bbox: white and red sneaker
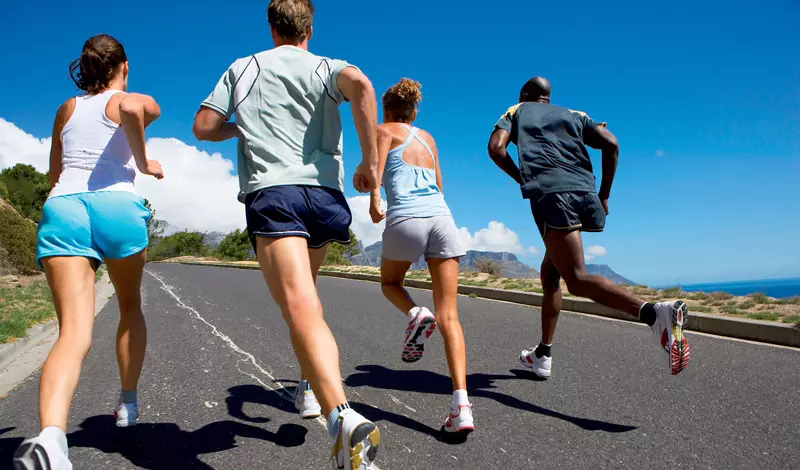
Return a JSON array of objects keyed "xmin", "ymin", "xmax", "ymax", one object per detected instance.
[
  {"xmin": 443, "ymin": 405, "xmax": 474, "ymax": 434},
  {"xmin": 519, "ymin": 347, "xmax": 552, "ymax": 379},
  {"xmin": 652, "ymin": 300, "xmax": 690, "ymax": 375},
  {"xmin": 401, "ymin": 307, "xmax": 437, "ymax": 363}
]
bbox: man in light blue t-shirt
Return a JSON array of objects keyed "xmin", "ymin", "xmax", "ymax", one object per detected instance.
[{"xmin": 192, "ymin": 1, "xmax": 381, "ymax": 467}]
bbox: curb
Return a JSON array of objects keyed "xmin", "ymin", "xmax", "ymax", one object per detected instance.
[
  {"xmin": 0, "ymin": 271, "xmax": 115, "ymax": 373},
  {"xmin": 173, "ymin": 261, "xmax": 800, "ymax": 348}
]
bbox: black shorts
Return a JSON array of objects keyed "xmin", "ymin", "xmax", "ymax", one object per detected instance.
[
  {"xmin": 531, "ymin": 191, "xmax": 606, "ymax": 238},
  {"xmin": 244, "ymin": 185, "xmax": 352, "ymax": 250}
]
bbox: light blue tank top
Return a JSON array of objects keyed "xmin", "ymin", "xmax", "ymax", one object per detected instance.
[{"xmin": 383, "ymin": 125, "xmax": 451, "ymax": 218}]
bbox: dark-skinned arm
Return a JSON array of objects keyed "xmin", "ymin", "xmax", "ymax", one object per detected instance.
[
  {"xmin": 487, "ymin": 128, "xmax": 522, "ymax": 185},
  {"xmin": 583, "ymin": 124, "xmax": 619, "ymax": 204},
  {"xmin": 193, "ymin": 108, "xmax": 241, "ymax": 142}
]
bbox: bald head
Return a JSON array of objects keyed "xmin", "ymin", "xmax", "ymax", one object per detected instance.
[{"xmin": 519, "ymin": 77, "xmax": 551, "ymax": 103}]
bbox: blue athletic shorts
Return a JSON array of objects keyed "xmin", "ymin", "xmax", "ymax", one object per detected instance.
[
  {"xmin": 36, "ymin": 191, "xmax": 151, "ymax": 268},
  {"xmin": 244, "ymin": 185, "xmax": 352, "ymax": 249}
]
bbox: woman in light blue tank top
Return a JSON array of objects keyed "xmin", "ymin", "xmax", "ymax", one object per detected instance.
[{"xmin": 369, "ymin": 78, "xmax": 474, "ymax": 435}]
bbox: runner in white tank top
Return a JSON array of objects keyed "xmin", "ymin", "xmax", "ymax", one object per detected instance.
[{"xmin": 14, "ymin": 34, "xmax": 164, "ymax": 470}]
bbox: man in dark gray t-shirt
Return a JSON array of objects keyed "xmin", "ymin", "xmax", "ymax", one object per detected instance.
[{"xmin": 488, "ymin": 77, "xmax": 691, "ymax": 379}]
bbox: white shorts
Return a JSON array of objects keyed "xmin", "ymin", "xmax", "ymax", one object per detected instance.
[{"xmin": 382, "ymin": 215, "xmax": 466, "ymax": 263}]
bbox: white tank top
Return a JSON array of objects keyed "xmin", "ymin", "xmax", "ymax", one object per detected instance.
[{"xmin": 49, "ymin": 89, "xmax": 137, "ymax": 199}]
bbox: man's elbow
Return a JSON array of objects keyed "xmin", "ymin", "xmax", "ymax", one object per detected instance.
[
  {"xmin": 350, "ymin": 74, "xmax": 375, "ymax": 102},
  {"xmin": 487, "ymin": 141, "xmax": 504, "ymax": 162},
  {"xmin": 192, "ymin": 116, "xmax": 214, "ymax": 141}
]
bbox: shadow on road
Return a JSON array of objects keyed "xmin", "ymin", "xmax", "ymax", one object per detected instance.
[
  {"xmin": 57, "ymin": 415, "xmax": 305, "ymax": 470},
  {"xmin": 346, "ymin": 365, "xmax": 637, "ymax": 433},
  {"xmin": 0, "ymin": 427, "xmax": 23, "ymax": 466}
]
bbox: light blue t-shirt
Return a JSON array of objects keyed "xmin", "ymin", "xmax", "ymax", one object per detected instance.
[{"xmin": 201, "ymin": 46, "xmax": 356, "ymax": 201}]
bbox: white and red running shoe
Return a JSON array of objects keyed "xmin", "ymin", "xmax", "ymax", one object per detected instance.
[
  {"xmin": 401, "ymin": 307, "xmax": 436, "ymax": 363},
  {"xmin": 443, "ymin": 405, "xmax": 474, "ymax": 434},
  {"xmin": 652, "ymin": 300, "xmax": 690, "ymax": 375},
  {"xmin": 519, "ymin": 347, "xmax": 552, "ymax": 379}
]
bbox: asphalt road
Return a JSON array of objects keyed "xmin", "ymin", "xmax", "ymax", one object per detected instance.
[{"xmin": 1, "ymin": 263, "xmax": 798, "ymax": 469}]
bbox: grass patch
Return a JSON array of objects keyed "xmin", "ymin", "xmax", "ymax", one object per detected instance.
[
  {"xmin": 662, "ymin": 286, "xmax": 681, "ymax": 295},
  {"xmin": 747, "ymin": 312, "xmax": 780, "ymax": 322},
  {"xmin": 95, "ymin": 265, "xmax": 105, "ymax": 282},
  {"xmin": 688, "ymin": 291, "xmax": 711, "ymax": 301},
  {"xmin": 781, "ymin": 315, "xmax": 800, "ymax": 325},
  {"xmin": 710, "ymin": 291, "xmax": 734, "ymax": 301},
  {"xmin": 0, "ymin": 280, "xmax": 55, "ymax": 343},
  {"xmin": 691, "ymin": 305, "xmax": 713, "ymax": 313},
  {"xmin": 737, "ymin": 300, "xmax": 756, "ymax": 310},
  {"xmin": 467, "ymin": 293, "xmax": 478, "ymax": 299},
  {"xmin": 776, "ymin": 296, "xmax": 800, "ymax": 305},
  {"xmin": 749, "ymin": 292, "xmax": 771, "ymax": 304},
  {"xmin": 720, "ymin": 305, "xmax": 745, "ymax": 315}
]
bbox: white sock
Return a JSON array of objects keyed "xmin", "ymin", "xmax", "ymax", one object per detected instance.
[
  {"xmin": 451, "ymin": 389, "xmax": 469, "ymax": 411},
  {"xmin": 39, "ymin": 426, "xmax": 68, "ymax": 456}
]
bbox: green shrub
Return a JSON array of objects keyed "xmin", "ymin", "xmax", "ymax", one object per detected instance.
[
  {"xmin": 737, "ymin": 300, "xmax": 756, "ymax": 310},
  {"xmin": 0, "ymin": 164, "xmax": 50, "ymax": 222},
  {"xmin": 148, "ymin": 231, "xmax": 209, "ymax": 261},
  {"xmin": 214, "ymin": 229, "xmax": 253, "ymax": 261},
  {"xmin": 781, "ymin": 315, "xmax": 800, "ymax": 325},
  {"xmin": 0, "ymin": 207, "xmax": 38, "ymax": 274},
  {"xmin": 747, "ymin": 312, "xmax": 779, "ymax": 322},
  {"xmin": 662, "ymin": 286, "xmax": 681, "ymax": 295},
  {"xmin": 474, "ymin": 258, "xmax": 502, "ymax": 276},
  {"xmin": 720, "ymin": 305, "xmax": 745, "ymax": 315},
  {"xmin": 710, "ymin": 291, "xmax": 734, "ymax": 301},
  {"xmin": 322, "ymin": 229, "xmax": 360, "ymax": 266},
  {"xmin": 775, "ymin": 296, "xmax": 800, "ymax": 305},
  {"xmin": 749, "ymin": 292, "xmax": 771, "ymax": 304},
  {"xmin": 688, "ymin": 292, "xmax": 711, "ymax": 301},
  {"xmin": 691, "ymin": 305, "xmax": 713, "ymax": 313}
]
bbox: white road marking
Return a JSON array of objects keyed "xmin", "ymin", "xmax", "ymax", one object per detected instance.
[{"xmin": 146, "ymin": 270, "xmax": 383, "ymax": 469}]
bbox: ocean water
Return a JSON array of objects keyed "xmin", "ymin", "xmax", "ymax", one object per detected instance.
[{"xmin": 678, "ymin": 278, "xmax": 800, "ymax": 299}]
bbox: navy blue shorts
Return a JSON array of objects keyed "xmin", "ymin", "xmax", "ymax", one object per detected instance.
[
  {"xmin": 244, "ymin": 185, "xmax": 352, "ymax": 249},
  {"xmin": 531, "ymin": 191, "xmax": 606, "ymax": 239}
]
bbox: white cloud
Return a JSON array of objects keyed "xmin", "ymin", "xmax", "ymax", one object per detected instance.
[
  {"xmin": 655, "ymin": 149, "xmax": 665, "ymax": 157},
  {"xmin": 136, "ymin": 138, "xmax": 243, "ymax": 233},
  {"xmin": 584, "ymin": 245, "xmax": 607, "ymax": 262},
  {"xmin": 346, "ymin": 195, "xmax": 386, "ymax": 246},
  {"xmin": 0, "ymin": 118, "xmax": 243, "ymax": 234},
  {"xmin": 0, "ymin": 118, "xmax": 50, "ymax": 172}
]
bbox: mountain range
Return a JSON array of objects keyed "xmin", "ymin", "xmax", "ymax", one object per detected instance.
[{"xmin": 350, "ymin": 241, "xmax": 635, "ymax": 284}]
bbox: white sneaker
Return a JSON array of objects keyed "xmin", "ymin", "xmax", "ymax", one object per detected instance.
[
  {"xmin": 443, "ymin": 405, "xmax": 475, "ymax": 434},
  {"xmin": 13, "ymin": 436, "xmax": 73, "ymax": 470},
  {"xmin": 652, "ymin": 300, "xmax": 690, "ymax": 375},
  {"xmin": 114, "ymin": 401, "xmax": 139, "ymax": 428},
  {"xmin": 294, "ymin": 384, "xmax": 322, "ymax": 419},
  {"xmin": 331, "ymin": 409, "xmax": 380, "ymax": 470},
  {"xmin": 519, "ymin": 347, "xmax": 552, "ymax": 378},
  {"xmin": 401, "ymin": 307, "xmax": 437, "ymax": 363}
]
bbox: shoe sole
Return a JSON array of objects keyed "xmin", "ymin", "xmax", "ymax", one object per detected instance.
[
  {"xmin": 401, "ymin": 316, "xmax": 437, "ymax": 363},
  {"xmin": 300, "ymin": 409, "xmax": 322, "ymax": 419},
  {"xmin": 670, "ymin": 301, "xmax": 690, "ymax": 375},
  {"xmin": 13, "ymin": 442, "xmax": 49, "ymax": 470},
  {"xmin": 519, "ymin": 355, "xmax": 551, "ymax": 379},
  {"xmin": 349, "ymin": 422, "xmax": 380, "ymax": 470}
]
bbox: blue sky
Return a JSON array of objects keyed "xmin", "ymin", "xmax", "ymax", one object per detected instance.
[{"xmin": 1, "ymin": 0, "xmax": 798, "ymax": 285}]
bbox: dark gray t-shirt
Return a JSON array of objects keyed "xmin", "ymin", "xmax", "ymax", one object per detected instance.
[{"xmin": 495, "ymin": 102, "xmax": 602, "ymax": 201}]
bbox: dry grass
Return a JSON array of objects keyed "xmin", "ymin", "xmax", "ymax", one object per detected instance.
[{"xmin": 0, "ymin": 275, "xmax": 55, "ymax": 343}]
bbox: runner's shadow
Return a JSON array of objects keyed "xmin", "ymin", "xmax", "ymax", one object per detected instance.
[
  {"xmin": 66, "ymin": 415, "xmax": 307, "ymax": 470},
  {"xmin": 227, "ymin": 384, "xmax": 298, "ymax": 422},
  {"xmin": 346, "ymin": 365, "xmax": 637, "ymax": 433}
]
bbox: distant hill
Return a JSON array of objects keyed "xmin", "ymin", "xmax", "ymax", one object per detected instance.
[
  {"xmin": 204, "ymin": 231, "xmax": 227, "ymax": 248},
  {"xmin": 586, "ymin": 264, "xmax": 635, "ymax": 285},
  {"xmin": 350, "ymin": 242, "xmax": 539, "ymax": 278},
  {"xmin": 349, "ymin": 242, "xmax": 635, "ymax": 284}
]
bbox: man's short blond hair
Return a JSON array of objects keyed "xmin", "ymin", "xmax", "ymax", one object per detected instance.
[{"xmin": 268, "ymin": 0, "xmax": 314, "ymax": 43}]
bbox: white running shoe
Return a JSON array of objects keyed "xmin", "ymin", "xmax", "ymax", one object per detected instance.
[
  {"xmin": 331, "ymin": 409, "xmax": 380, "ymax": 470},
  {"xmin": 443, "ymin": 405, "xmax": 475, "ymax": 434},
  {"xmin": 651, "ymin": 300, "xmax": 690, "ymax": 375},
  {"xmin": 13, "ymin": 436, "xmax": 72, "ymax": 470},
  {"xmin": 114, "ymin": 401, "xmax": 138, "ymax": 428},
  {"xmin": 294, "ymin": 384, "xmax": 322, "ymax": 419},
  {"xmin": 401, "ymin": 307, "xmax": 437, "ymax": 363},
  {"xmin": 519, "ymin": 347, "xmax": 552, "ymax": 378}
]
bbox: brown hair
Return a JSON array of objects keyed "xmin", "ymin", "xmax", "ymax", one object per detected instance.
[
  {"xmin": 69, "ymin": 34, "xmax": 127, "ymax": 95},
  {"xmin": 382, "ymin": 78, "xmax": 422, "ymax": 122},
  {"xmin": 268, "ymin": 0, "xmax": 314, "ymax": 43}
]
